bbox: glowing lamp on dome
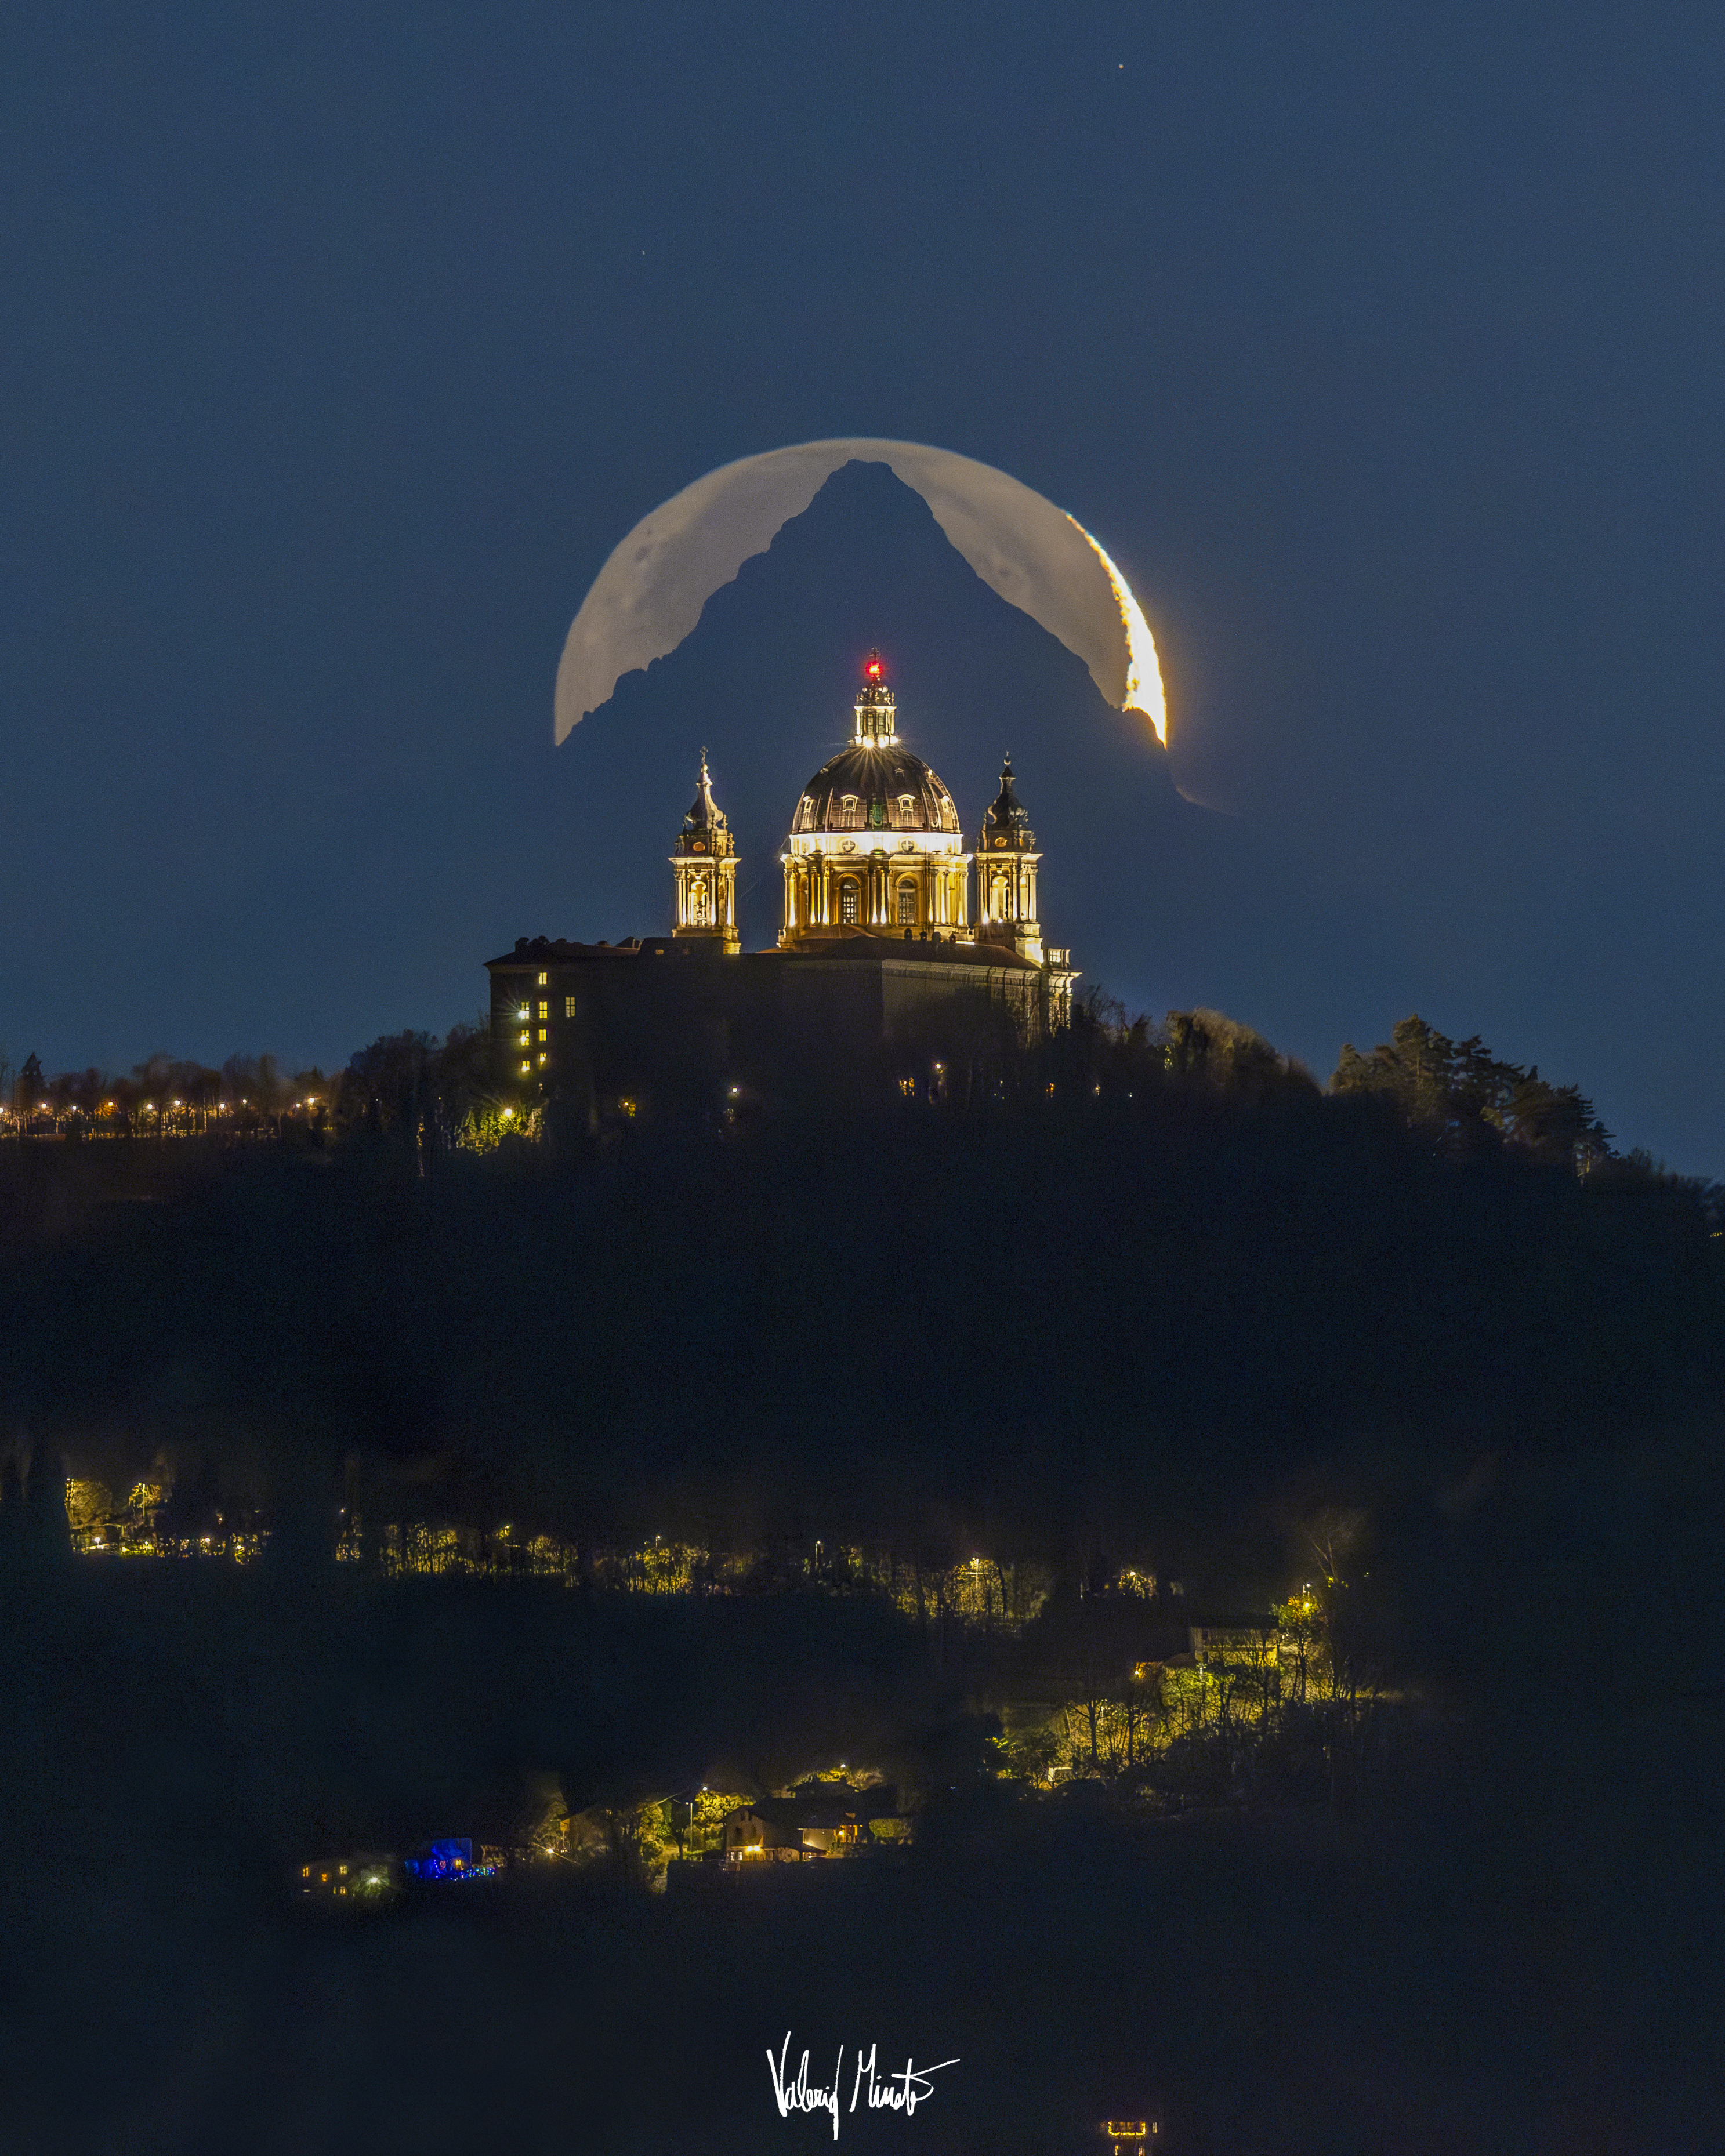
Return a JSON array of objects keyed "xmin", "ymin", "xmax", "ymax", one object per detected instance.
[{"xmin": 866, "ymin": 659, "xmax": 881, "ymax": 678}]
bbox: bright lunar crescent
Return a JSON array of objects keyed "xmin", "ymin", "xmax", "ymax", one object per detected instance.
[{"xmin": 554, "ymin": 438, "xmax": 1166, "ymax": 747}]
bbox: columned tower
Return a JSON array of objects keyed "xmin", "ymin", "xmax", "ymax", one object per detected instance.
[
  {"xmin": 976, "ymin": 757, "xmax": 1043, "ymax": 963},
  {"xmin": 670, "ymin": 753, "xmax": 741, "ymax": 954}
]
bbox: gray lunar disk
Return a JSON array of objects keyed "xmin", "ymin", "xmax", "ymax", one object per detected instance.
[{"xmin": 554, "ymin": 437, "xmax": 1166, "ymax": 746}]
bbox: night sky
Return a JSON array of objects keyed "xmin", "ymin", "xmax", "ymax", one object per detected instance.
[{"xmin": 6, "ymin": 3, "xmax": 1723, "ymax": 1166}]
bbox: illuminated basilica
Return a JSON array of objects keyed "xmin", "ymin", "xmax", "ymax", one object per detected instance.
[{"xmin": 490, "ymin": 655, "xmax": 1076, "ymax": 1113}]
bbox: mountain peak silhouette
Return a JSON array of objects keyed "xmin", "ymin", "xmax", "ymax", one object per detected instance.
[
  {"xmin": 543, "ymin": 460, "xmax": 1394, "ymax": 1066},
  {"xmin": 553, "ymin": 459, "xmax": 1186, "ymax": 964}
]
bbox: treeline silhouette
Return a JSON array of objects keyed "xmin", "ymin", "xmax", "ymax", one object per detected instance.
[
  {"xmin": 3, "ymin": 996, "xmax": 1718, "ymax": 1576},
  {"xmin": 1, "ymin": 1026, "xmax": 492, "ymax": 1139}
]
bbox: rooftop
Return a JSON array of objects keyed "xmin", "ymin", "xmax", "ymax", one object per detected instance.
[{"xmin": 489, "ymin": 931, "xmax": 1043, "ymax": 972}]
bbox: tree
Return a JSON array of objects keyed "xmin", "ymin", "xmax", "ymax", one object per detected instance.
[
  {"xmin": 339, "ymin": 1031, "xmax": 435, "ymax": 1141},
  {"xmin": 1332, "ymin": 1015, "xmax": 1611, "ymax": 1172},
  {"xmin": 1165, "ymin": 1008, "xmax": 1317, "ymax": 1099},
  {"xmin": 14, "ymin": 1053, "xmax": 43, "ymax": 1113}
]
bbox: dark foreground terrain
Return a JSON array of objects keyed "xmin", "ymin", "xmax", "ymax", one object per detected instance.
[
  {"xmin": 3, "ymin": 1084, "xmax": 1722, "ymax": 2153},
  {"xmin": 3, "ymin": 1434, "xmax": 1721, "ymax": 2156}
]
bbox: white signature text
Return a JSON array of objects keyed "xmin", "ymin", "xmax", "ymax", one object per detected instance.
[{"xmin": 767, "ymin": 2032, "xmax": 959, "ymax": 2139}]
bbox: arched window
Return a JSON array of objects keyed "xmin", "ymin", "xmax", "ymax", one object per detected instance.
[
  {"xmin": 691, "ymin": 883, "xmax": 709, "ymax": 926},
  {"xmin": 840, "ymin": 793, "xmax": 859, "ymax": 828},
  {"xmin": 990, "ymin": 872, "xmax": 1008, "ymax": 919},
  {"xmin": 897, "ymin": 794, "xmax": 915, "ymax": 819},
  {"xmin": 840, "ymin": 879, "xmax": 861, "ymax": 924},
  {"xmin": 896, "ymin": 881, "xmax": 917, "ymax": 925}
]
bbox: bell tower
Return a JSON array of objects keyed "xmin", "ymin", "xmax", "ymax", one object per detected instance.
[
  {"xmin": 976, "ymin": 756, "xmax": 1043, "ymax": 963},
  {"xmin": 670, "ymin": 752, "xmax": 741, "ymax": 954}
]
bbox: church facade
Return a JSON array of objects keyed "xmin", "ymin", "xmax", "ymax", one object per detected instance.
[{"xmin": 487, "ymin": 655, "xmax": 1077, "ymax": 1117}]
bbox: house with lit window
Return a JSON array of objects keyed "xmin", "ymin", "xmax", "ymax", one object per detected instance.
[
  {"xmin": 403, "ymin": 1837, "xmax": 502, "ymax": 1882},
  {"xmin": 296, "ymin": 1853, "xmax": 399, "ymax": 1901},
  {"xmin": 485, "ymin": 655, "xmax": 1077, "ymax": 1120},
  {"xmin": 722, "ymin": 1782, "xmax": 907, "ymax": 1863}
]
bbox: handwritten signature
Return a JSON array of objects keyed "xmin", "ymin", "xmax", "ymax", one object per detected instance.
[{"xmin": 767, "ymin": 2032, "xmax": 959, "ymax": 2139}]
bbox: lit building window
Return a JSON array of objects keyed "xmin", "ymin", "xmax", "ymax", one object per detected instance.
[
  {"xmin": 537, "ymin": 971, "xmax": 548, "ymax": 986},
  {"xmin": 518, "ymin": 1031, "xmax": 528, "ymax": 1046},
  {"xmin": 537, "ymin": 1001, "xmax": 548, "ymax": 1019},
  {"xmin": 537, "ymin": 1028, "xmax": 546, "ymax": 1041},
  {"xmin": 840, "ymin": 879, "xmax": 860, "ymax": 924},
  {"xmin": 538, "ymin": 1052, "xmax": 548, "ymax": 1065},
  {"xmin": 564, "ymin": 996, "xmax": 575, "ymax": 1018},
  {"xmin": 520, "ymin": 1061, "xmax": 530, "ymax": 1075},
  {"xmin": 897, "ymin": 883, "xmax": 916, "ymax": 925}
]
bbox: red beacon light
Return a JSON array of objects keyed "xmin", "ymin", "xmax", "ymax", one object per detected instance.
[{"xmin": 865, "ymin": 658, "xmax": 882, "ymax": 678}]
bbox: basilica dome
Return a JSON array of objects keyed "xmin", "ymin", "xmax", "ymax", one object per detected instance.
[
  {"xmin": 790, "ymin": 745, "xmax": 961, "ymax": 840},
  {"xmin": 780, "ymin": 655, "xmax": 973, "ymax": 942},
  {"xmin": 786, "ymin": 653, "xmax": 961, "ymax": 841}
]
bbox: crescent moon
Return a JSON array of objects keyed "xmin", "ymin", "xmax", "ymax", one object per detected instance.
[{"xmin": 554, "ymin": 438, "xmax": 1167, "ymax": 748}]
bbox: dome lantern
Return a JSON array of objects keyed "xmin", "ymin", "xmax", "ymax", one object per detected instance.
[{"xmin": 853, "ymin": 649, "xmax": 897, "ymax": 746}]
